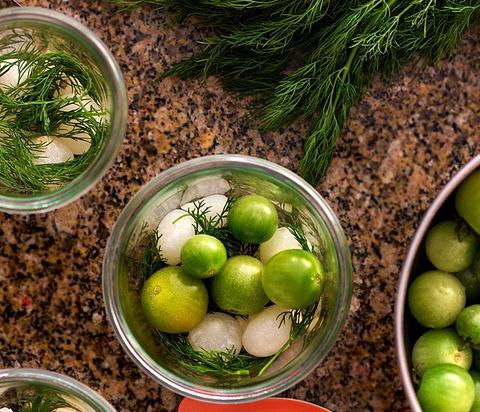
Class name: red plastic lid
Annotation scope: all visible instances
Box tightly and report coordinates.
[179,397,331,412]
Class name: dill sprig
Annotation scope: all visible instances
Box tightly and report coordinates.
[13,391,76,412]
[0,32,108,193]
[114,0,480,185]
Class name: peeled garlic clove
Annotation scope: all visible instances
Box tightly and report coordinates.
[259,227,302,263]
[188,312,242,354]
[31,136,74,165]
[182,194,228,227]
[242,305,292,357]
[156,209,195,265]
[0,408,14,412]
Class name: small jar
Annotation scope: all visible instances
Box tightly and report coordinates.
[0,368,116,411]
[0,7,127,213]
[103,155,353,404]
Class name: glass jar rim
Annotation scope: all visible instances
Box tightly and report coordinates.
[0,7,127,214]
[0,368,116,411]
[103,154,352,403]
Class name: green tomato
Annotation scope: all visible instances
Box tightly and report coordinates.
[425,220,478,273]
[180,234,227,279]
[471,370,480,412]
[455,268,480,304]
[262,249,324,309]
[412,329,472,377]
[140,266,208,333]
[457,305,480,347]
[417,363,475,412]
[472,252,480,279]
[227,194,278,243]
[211,256,269,315]
[408,271,465,328]
[456,170,480,234]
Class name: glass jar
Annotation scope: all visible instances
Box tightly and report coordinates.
[0,7,127,213]
[0,368,116,411]
[103,155,352,403]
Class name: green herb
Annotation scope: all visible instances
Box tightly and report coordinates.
[285,220,315,254]
[0,32,108,193]
[113,0,480,185]
[16,391,75,412]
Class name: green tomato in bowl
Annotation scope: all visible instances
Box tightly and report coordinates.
[412,329,472,377]
[417,363,475,412]
[425,220,478,273]
[181,234,227,279]
[456,170,480,234]
[470,370,480,412]
[227,194,278,243]
[262,249,324,309]
[455,268,480,304]
[408,270,466,328]
[456,305,480,347]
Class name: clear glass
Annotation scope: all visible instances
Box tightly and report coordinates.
[0,368,116,411]
[0,7,127,214]
[103,155,352,403]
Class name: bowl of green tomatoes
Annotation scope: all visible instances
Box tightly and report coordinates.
[103,155,352,403]
[396,155,480,412]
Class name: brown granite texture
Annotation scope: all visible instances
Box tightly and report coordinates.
[0,0,478,411]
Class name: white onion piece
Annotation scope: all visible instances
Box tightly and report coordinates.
[182,194,228,227]
[180,177,231,204]
[0,59,29,89]
[242,305,292,357]
[0,408,13,412]
[55,135,91,156]
[259,227,302,263]
[188,312,242,354]
[156,209,195,265]
[31,136,74,165]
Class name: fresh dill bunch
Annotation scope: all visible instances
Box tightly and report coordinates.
[16,391,75,412]
[0,33,108,193]
[115,0,480,185]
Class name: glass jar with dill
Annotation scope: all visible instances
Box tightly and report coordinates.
[0,368,116,412]
[103,155,352,403]
[0,7,127,214]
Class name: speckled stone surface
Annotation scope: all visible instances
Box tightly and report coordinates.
[0,1,478,411]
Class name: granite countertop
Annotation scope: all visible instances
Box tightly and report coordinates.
[0,0,478,411]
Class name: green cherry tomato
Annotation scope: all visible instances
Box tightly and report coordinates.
[455,268,480,304]
[408,271,465,328]
[471,370,480,412]
[180,234,227,279]
[456,305,480,347]
[227,194,278,243]
[425,220,478,273]
[417,364,475,412]
[456,170,480,234]
[211,256,269,315]
[262,249,324,309]
[412,329,472,377]
[140,266,208,333]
